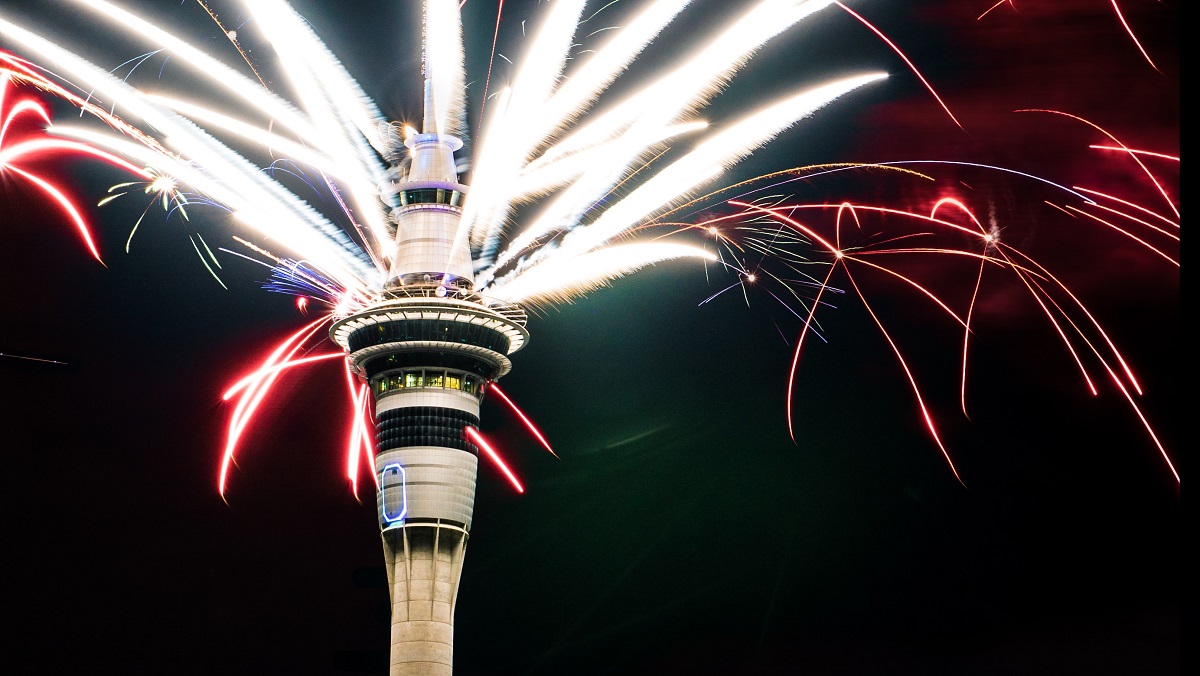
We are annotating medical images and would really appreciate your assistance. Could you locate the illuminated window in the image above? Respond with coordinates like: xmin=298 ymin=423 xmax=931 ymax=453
xmin=405 ymin=373 xmax=423 ymax=388
xmin=463 ymin=376 xmax=477 ymax=394
xmin=445 ymin=374 xmax=461 ymax=391
xmin=398 ymin=188 xmax=463 ymax=206
xmin=425 ymin=371 xmax=444 ymax=388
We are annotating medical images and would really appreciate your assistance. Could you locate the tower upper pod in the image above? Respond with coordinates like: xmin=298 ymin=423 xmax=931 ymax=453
xmin=384 ymin=79 xmax=473 ymax=291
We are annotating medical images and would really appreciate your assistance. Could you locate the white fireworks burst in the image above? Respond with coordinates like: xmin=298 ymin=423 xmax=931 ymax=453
xmin=0 ymin=0 xmax=884 ymax=307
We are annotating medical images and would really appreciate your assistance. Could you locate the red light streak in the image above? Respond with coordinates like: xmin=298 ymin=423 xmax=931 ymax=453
xmin=221 ymin=351 xmax=345 ymax=399
xmin=1061 ymin=205 xmax=1178 ymax=268
xmin=1 ymin=73 xmax=151 ymax=263
xmin=1108 ymin=0 xmax=1158 ymax=71
xmin=1017 ymin=109 xmax=1178 ymax=220
xmin=976 ymin=0 xmax=1012 ymax=22
xmin=834 ymin=2 xmax=964 ymax=130
xmin=219 ymin=317 xmax=329 ymax=497
xmin=725 ymin=191 xmax=1177 ymax=486
xmin=1088 ymin=145 xmax=1179 ymax=163
xmin=732 ymin=199 xmax=964 ymax=482
xmin=464 ymin=426 xmax=525 ymax=494
xmin=1074 ymin=187 xmax=1178 ymax=231
xmin=929 ymin=197 xmax=990 ymax=418
xmin=1076 ymin=202 xmax=1179 ymax=243
xmin=486 ymin=382 xmax=558 ymax=458
xmin=343 ymin=376 xmax=373 ymax=499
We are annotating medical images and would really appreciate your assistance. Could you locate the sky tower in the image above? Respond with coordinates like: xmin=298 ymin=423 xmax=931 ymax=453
xmin=330 ymin=82 xmax=528 ymax=675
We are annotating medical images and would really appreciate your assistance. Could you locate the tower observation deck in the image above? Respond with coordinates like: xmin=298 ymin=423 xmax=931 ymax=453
xmin=330 ymin=82 xmax=526 ymax=675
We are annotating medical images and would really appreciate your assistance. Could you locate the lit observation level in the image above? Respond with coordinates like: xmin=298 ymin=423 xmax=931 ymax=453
xmin=330 ymin=83 xmax=528 ymax=675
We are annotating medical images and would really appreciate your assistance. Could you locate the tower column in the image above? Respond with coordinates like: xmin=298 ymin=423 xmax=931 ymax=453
xmin=333 ymin=295 xmax=528 ymax=673
xmin=382 ymin=524 xmax=468 ymax=676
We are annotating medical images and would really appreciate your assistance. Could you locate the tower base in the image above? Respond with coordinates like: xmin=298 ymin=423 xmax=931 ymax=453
xmin=381 ymin=522 xmax=468 ymax=675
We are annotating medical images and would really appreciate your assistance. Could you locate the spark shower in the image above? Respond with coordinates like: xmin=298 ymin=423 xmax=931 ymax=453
xmin=0 ymin=0 xmax=1180 ymax=671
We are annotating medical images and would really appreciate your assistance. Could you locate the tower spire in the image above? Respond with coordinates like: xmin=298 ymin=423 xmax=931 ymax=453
xmin=422 ymin=78 xmax=437 ymax=135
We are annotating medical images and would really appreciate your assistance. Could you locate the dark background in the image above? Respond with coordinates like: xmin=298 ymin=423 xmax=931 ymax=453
xmin=1 ymin=1 xmax=1179 ymax=674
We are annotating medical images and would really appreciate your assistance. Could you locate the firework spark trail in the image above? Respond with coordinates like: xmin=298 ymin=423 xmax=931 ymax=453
xmin=488 ymin=241 xmax=717 ymax=304
xmin=991 ymin=244 xmax=1148 ymax=397
xmin=0 ymin=0 xmax=1179 ymax=497
xmin=222 ymin=352 xmax=346 ymax=399
xmin=7 ymin=0 xmax=884 ymax=311
xmin=62 ymin=0 xmax=323 ymax=143
xmin=833 ymin=1 xmax=963 ymax=130
xmin=1 ymin=73 xmax=153 ymax=261
xmin=49 ymin=120 xmax=374 ymax=292
xmin=1 ymin=51 xmax=171 ymax=152
xmin=1 ymin=145 xmax=144 ymax=261
xmin=976 ymin=0 xmax=1010 ymax=21
xmin=1075 ymin=201 xmax=1179 ymax=243
xmin=458 ymin=0 xmax=589 ymax=256
xmin=784 ymin=264 xmax=838 ymax=444
xmin=993 ymin=246 xmax=1178 ymax=482
xmin=517 ymin=0 xmax=693 ymax=159
xmin=344 ymin=374 xmax=367 ymax=496
xmin=844 ymin=263 xmax=966 ymax=484
xmin=1108 ymin=0 xmax=1158 ymax=70
xmin=245 ymin=0 xmax=394 ymax=226
xmin=465 ymin=426 xmax=525 ymax=493
xmin=454 ymin=0 xmax=704 ymax=284
xmin=975 ymin=0 xmax=1161 ymax=71
xmin=1061 ymin=205 xmax=1178 ymax=267
xmin=744 ymin=200 xmax=1150 ymax=397
xmin=343 ymin=373 xmax=374 ymax=497
xmin=98 ymin=168 xmax=190 ymax=252
xmin=505 ymin=121 xmax=708 ymax=209
xmin=1089 ymin=145 xmax=1179 ymax=162
xmin=486 ymin=382 xmax=558 ymax=458
xmin=728 ymin=195 xmax=1179 ymax=484
xmin=139 ymin=94 xmax=343 ymax=182
xmin=525 ymin=74 xmax=888 ymax=269
xmin=735 ymin=199 xmax=976 ymax=482
xmin=0 ymin=352 xmax=68 ymax=365
xmin=0 ymin=9 xmax=382 ymax=287
xmin=468 ymin=0 xmax=844 ymax=265
xmin=929 ymin=197 xmax=989 ymax=418
xmin=1017 ymin=109 xmax=1178 ymax=219
xmin=1074 ymin=187 xmax=1178 ymax=230
xmin=474 ymin=0 xmax=505 ymax=135
xmin=425 ymin=0 xmax=469 ymax=138
xmin=219 ymin=317 xmax=329 ymax=497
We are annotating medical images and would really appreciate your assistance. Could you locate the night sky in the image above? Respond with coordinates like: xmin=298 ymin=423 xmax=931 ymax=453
xmin=0 ymin=1 xmax=1179 ymax=674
